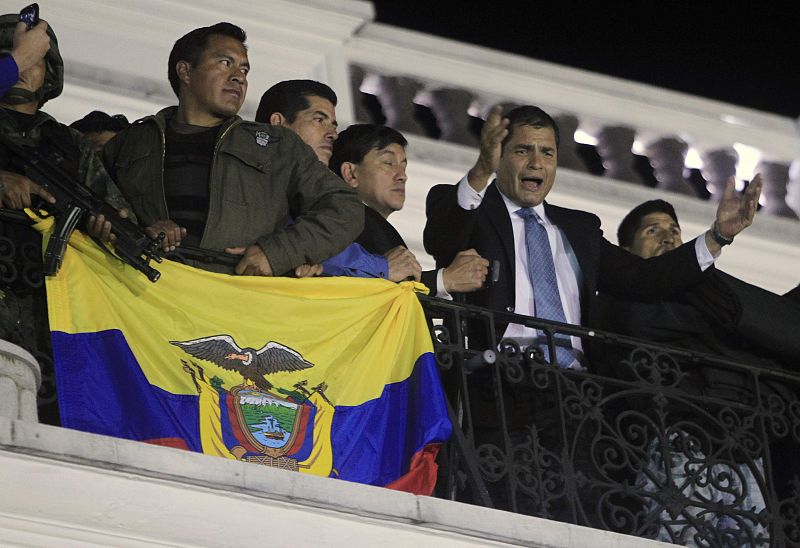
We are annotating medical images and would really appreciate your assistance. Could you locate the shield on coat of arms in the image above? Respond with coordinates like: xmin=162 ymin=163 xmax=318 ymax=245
xmin=230 ymin=385 xmax=304 ymax=457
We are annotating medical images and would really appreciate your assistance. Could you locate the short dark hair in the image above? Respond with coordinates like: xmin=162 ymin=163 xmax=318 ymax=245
xmin=501 ymin=105 xmax=560 ymax=150
xmin=617 ymin=199 xmax=680 ymax=247
xmin=329 ymin=124 xmax=407 ymax=178
xmin=70 ymin=111 xmax=129 ymax=133
xmin=167 ymin=22 xmax=247 ymax=97
xmin=255 ymin=80 xmax=337 ymax=123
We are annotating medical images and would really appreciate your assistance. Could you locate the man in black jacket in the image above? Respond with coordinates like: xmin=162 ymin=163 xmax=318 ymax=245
xmin=330 ymin=123 xmax=488 ymax=296
xmin=600 ymin=198 xmax=800 ymax=371
xmin=595 ymin=198 xmax=800 ymax=543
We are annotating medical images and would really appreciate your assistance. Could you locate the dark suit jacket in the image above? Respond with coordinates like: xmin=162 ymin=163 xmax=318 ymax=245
xmin=594 ymin=269 xmax=800 ymax=401
xmin=356 ymin=205 xmax=439 ymax=296
xmin=423 ymin=181 xmax=704 ymax=328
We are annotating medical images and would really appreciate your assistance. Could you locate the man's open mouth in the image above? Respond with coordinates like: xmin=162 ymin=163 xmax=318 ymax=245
xmin=521 ymin=176 xmax=543 ymax=188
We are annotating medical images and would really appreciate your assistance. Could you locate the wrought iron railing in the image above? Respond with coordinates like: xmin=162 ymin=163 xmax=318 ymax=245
xmin=3 ymin=211 xmax=799 ymax=545
xmin=0 ymin=218 xmax=58 ymax=423
xmin=420 ymin=295 xmax=800 ymax=547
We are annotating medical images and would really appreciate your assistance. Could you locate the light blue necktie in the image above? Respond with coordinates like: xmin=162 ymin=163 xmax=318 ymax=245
xmin=516 ymin=208 xmax=573 ymax=367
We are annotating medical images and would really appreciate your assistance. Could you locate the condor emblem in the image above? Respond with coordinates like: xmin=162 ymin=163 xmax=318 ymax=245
xmin=170 ymin=335 xmax=313 ymax=392
xmin=171 ymin=335 xmax=335 ymax=472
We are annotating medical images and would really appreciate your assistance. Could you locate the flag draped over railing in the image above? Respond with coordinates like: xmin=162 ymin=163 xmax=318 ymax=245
xmin=38 ymin=217 xmax=450 ymax=495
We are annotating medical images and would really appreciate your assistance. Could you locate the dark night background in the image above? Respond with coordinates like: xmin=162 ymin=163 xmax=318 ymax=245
xmin=373 ymin=3 xmax=799 ymax=119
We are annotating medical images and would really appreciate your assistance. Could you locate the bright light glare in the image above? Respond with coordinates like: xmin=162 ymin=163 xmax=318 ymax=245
xmin=573 ymin=130 xmax=597 ymax=146
xmin=685 ymin=148 xmax=703 ymax=169
xmin=733 ymin=143 xmax=761 ymax=185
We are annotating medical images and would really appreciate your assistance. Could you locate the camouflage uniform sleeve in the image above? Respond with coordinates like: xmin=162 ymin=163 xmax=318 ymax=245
xmin=74 ymin=131 xmax=138 ymax=223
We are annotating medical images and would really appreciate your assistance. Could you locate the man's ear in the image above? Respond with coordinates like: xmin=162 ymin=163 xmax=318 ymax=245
xmin=269 ymin=112 xmax=286 ymax=126
xmin=341 ymin=162 xmax=358 ymax=188
xmin=176 ymin=61 xmax=192 ymax=86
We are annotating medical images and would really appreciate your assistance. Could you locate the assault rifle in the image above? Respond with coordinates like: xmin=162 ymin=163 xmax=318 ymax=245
xmin=0 ymin=206 xmax=242 ymax=272
xmin=0 ymin=134 xmax=164 ymax=282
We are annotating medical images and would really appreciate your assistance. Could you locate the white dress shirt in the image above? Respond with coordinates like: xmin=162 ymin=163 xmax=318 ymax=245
xmin=455 ymin=175 xmax=717 ymax=367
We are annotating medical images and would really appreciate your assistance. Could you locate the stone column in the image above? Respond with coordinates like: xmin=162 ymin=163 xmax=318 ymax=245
xmin=701 ymin=148 xmax=738 ymax=202
xmin=348 ymin=65 xmax=373 ymax=123
xmin=646 ymin=137 xmax=695 ymax=196
xmin=372 ymin=75 xmax=425 ymax=135
xmin=595 ymin=126 xmax=643 ymax=184
xmin=756 ymin=161 xmax=798 ymax=219
xmin=552 ymin=114 xmax=586 ymax=172
xmin=0 ymin=339 xmax=41 ymax=422
xmin=426 ymin=88 xmax=478 ymax=147
xmin=786 ymin=158 xmax=800 ymax=219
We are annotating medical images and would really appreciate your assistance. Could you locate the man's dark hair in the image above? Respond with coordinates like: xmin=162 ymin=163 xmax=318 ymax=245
xmin=617 ymin=199 xmax=680 ymax=247
xmin=329 ymin=124 xmax=407 ymax=178
xmin=70 ymin=111 xmax=130 ymax=134
xmin=167 ymin=22 xmax=247 ymax=97
xmin=255 ymin=80 xmax=337 ymax=123
xmin=501 ymin=105 xmax=560 ymax=150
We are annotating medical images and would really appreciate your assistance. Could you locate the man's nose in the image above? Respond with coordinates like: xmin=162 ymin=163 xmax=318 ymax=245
xmin=396 ymin=166 xmax=407 ymax=183
xmin=325 ymin=123 xmax=338 ymax=141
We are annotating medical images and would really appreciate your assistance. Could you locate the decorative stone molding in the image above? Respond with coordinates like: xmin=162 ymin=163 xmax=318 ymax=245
xmin=350 ymin=21 xmax=800 ymax=165
xmin=0 ymin=422 xmax=668 ymax=548
xmin=0 ymin=339 xmax=41 ymax=423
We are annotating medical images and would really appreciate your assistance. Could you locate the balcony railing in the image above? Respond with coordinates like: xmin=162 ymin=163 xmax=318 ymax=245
xmin=420 ymin=295 xmax=800 ymax=547
xmin=2 ymin=217 xmax=799 ymax=546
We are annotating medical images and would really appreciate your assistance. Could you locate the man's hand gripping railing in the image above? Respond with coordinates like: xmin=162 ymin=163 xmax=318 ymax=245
xmin=0 ymin=134 xmax=164 ymax=282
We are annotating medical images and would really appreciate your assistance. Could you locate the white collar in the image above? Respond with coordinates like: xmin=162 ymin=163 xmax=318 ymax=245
xmin=497 ymin=187 xmax=548 ymax=223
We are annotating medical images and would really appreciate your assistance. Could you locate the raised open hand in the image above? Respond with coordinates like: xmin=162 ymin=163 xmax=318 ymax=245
xmin=467 ymin=105 xmax=509 ymax=192
xmin=714 ymin=174 xmax=762 ymax=240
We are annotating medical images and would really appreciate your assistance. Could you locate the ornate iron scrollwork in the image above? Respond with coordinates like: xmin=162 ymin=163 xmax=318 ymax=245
xmin=1 ymin=218 xmax=54 ymax=422
xmin=420 ymin=295 xmax=800 ymax=547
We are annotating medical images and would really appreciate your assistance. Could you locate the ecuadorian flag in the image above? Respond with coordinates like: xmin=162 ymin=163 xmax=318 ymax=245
xmin=40 ymin=218 xmax=451 ymax=495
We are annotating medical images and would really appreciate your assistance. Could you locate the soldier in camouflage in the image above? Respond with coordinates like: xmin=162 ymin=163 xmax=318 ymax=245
xmin=0 ymin=14 xmax=131 ymax=424
xmin=0 ymin=14 xmax=129 ymax=213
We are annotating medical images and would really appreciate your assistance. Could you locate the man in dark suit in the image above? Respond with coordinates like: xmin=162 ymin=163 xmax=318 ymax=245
xmin=598 ymin=198 xmax=800 ymax=376
xmin=596 ymin=199 xmax=800 ymax=537
xmin=423 ymin=105 xmax=762 ymax=364
xmin=330 ymin=123 xmax=489 ymax=296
